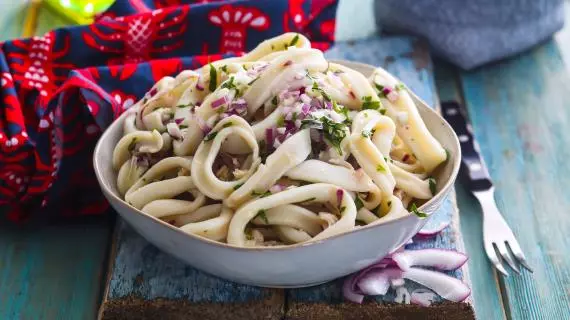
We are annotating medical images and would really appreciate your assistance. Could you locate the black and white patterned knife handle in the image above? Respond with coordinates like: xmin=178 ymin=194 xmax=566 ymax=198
xmin=441 ymin=101 xmax=493 ymax=191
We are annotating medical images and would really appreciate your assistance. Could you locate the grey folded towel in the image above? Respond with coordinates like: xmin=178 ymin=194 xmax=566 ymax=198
xmin=374 ymin=0 xmax=565 ymax=69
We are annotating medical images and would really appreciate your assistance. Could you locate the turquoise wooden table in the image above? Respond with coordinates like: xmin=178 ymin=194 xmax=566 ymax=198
xmin=1 ymin=2 xmax=570 ymax=319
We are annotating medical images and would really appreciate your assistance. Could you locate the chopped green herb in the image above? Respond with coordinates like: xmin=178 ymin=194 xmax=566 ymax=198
xmin=208 ymin=64 xmax=217 ymax=91
xmin=292 ymin=112 xmax=298 ymax=121
xmin=410 ymin=203 xmax=428 ymax=218
xmin=332 ymin=100 xmax=350 ymax=122
xmin=176 ymin=104 xmax=191 ymax=108
xmin=251 ymin=190 xmax=271 ymax=198
xmin=376 ymin=163 xmax=386 ymax=173
xmin=340 ymin=206 xmax=346 ymax=213
xmin=302 ymin=116 xmax=347 ymax=155
xmin=395 ymin=83 xmax=405 ymax=91
xmin=179 ymin=125 xmax=188 ymax=129
xmin=289 ymin=34 xmax=300 ymax=47
xmin=276 ymin=115 xmax=285 ymax=127
xmin=248 ymin=77 xmax=259 ymax=85
xmin=272 ymin=96 xmax=279 ymax=106
xmin=221 ymin=76 xmax=236 ymax=90
xmin=380 ymin=109 xmax=387 ymax=115
xmin=128 ymin=138 xmax=137 ymax=152
xmin=245 ymin=228 xmax=254 ymax=240
xmin=221 ymin=65 xmax=228 ymax=73
xmin=222 ymin=122 xmax=233 ymax=128
xmin=204 ymin=131 xmax=218 ymax=141
xmin=361 ymin=130 xmax=373 ymax=138
xmin=429 ymin=177 xmax=437 ymax=195
xmin=362 ymin=95 xmax=381 ymax=110
xmin=312 ymin=82 xmax=332 ymax=101
xmin=255 ymin=209 xmax=269 ymax=224
xmin=375 ymin=84 xmax=385 ymax=93
xmin=233 ymin=182 xmax=244 ymax=190
xmin=354 ymin=196 xmax=364 ymax=210
xmin=387 ymin=200 xmax=392 ymax=207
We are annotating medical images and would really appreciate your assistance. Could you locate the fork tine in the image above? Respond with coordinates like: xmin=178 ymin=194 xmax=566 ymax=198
xmin=495 ymin=242 xmax=520 ymax=274
xmin=485 ymin=242 xmax=509 ymax=276
xmin=506 ymin=241 xmax=533 ymax=273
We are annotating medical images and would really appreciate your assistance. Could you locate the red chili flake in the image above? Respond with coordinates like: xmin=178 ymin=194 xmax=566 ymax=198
xmin=349 ymin=91 xmax=356 ymax=99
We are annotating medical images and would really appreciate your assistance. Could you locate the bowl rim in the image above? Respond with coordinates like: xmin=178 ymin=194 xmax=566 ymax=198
xmin=93 ymin=60 xmax=461 ymax=252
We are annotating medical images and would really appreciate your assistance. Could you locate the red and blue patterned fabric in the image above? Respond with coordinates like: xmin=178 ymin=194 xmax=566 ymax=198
xmin=0 ymin=0 xmax=338 ymax=222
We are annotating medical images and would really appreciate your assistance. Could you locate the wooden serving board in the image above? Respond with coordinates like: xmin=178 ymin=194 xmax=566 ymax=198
xmin=98 ymin=37 xmax=475 ymax=320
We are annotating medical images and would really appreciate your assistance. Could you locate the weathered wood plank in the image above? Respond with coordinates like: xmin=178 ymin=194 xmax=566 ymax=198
xmin=0 ymin=221 xmax=111 ymax=319
xmin=434 ymin=60 xmax=506 ymax=320
xmin=285 ymin=37 xmax=474 ymax=318
xmin=100 ymin=221 xmax=284 ymax=320
xmin=458 ymin=39 xmax=570 ymax=319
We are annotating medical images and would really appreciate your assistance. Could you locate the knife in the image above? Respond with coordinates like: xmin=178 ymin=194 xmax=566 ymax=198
xmin=441 ymin=100 xmax=532 ymax=275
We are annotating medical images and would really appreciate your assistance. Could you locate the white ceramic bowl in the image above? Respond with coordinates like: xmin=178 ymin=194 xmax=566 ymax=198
xmin=93 ymin=61 xmax=461 ymax=288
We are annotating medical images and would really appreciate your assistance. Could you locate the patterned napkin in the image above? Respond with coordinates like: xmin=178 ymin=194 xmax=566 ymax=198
xmin=0 ymin=0 xmax=338 ymax=221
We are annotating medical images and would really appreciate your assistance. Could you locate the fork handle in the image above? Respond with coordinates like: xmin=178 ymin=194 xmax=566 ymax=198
xmin=441 ymin=101 xmax=493 ymax=191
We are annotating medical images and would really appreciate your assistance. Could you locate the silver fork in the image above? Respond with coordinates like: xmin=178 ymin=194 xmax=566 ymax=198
xmin=442 ymin=101 xmax=532 ymax=276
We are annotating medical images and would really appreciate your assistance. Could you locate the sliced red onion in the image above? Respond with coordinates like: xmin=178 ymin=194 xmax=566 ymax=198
xmin=300 ymin=94 xmax=311 ymax=104
xmin=382 ymin=87 xmax=392 ymax=96
xmin=197 ymin=116 xmax=211 ymax=134
xmin=311 ymin=99 xmax=322 ymax=110
xmin=212 ymin=96 xmax=229 ymax=109
xmin=175 ymin=118 xmax=184 ymax=125
xmin=387 ymin=91 xmax=400 ymax=102
xmin=391 ymin=249 xmax=468 ymax=271
xmin=282 ymin=106 xmax=293 ymax=115
xmin=343 ymin=274 xmax=364 ymax=304
xmin=324 ymin=101 xmax=333 ymax=110
xmin=285 ymin=112 xmax=293 ymax=121
xmin=148 ymin=87 xmax=158 ymax=97
xmin=410 ymin=289 xmax=437 ymax=307
xmin=416 ymin=221 xmax=450 ymax=239
xmin=273 ymin=139 xmax=281 ymax=148
xmin=301 ymin=103 xmax=311 ymax=115
xmin=265 ymin=128 xmax=274 ymax=144
xmin=294 ymin=119 xmax=302 ymax=128
xmin=166 ymin=123 xmax=182 ymax=140
xmin=196 ymin=82 xmax=204 ymax=91
xmin=357 ymin=268 xmax=403 ymax=295
xmin=403 ymin=268 xmax=471 ymax=302
xmin=336 ymin=189 xmax=344 ymax=205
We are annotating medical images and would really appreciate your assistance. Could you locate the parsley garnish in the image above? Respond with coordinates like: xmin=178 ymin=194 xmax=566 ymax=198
xmin=410 ymin=203 xmax=428 ymax=218
xmin=128 ymin=138 xmax=137 ymax=152
xmin=340 ymin=206 xmax=346 ymax=213
xmin=395 ymin=83 xmax=405 ymax=91
xmin=380 ymin=109 xmax=387 ymax=115
xmin=355 ymin=196 xmax=364 ymax=210
xmin=233 ymin=182 xmax=244 ymax=190
xmin=289 ymin=34 xmax=300 ymax=47
xmin=255 ymin=209 xmax=269 ymax=224
xmin=204 ymin=131 xmax=218 ymax=141
xmin=376 ymin=163 xmax=386 ymax=173
xmin=179 ymin=125 xmax=188 ymax=129
xmin=221 ymin=76 xmax=236 ymax=90
xmin=276 ymin=115 xmax=285 ymax=127
xmin=332 ymin=101 xmax=350 ymax=123
xmin=222 ymin=122 xmax=233 ymax=128
xmin=177 ymin=104 xmax=191 ymax=108
xmin=301 ymin=116 xmax=347 ymax=155
xmin=221 ymin=65 xmax=228 ymax=73
xmin=362 ymin=96 xmax=381 ymax=110
xmin=312 ymin=82 xmax=331 ymax=101
xmin=251 ymin=190 xmax=271 ymax=198
xmin=208 ymin=64 xmax=217 ymax=91
xmin=429 ymin=177 xmax=436 ymax=195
